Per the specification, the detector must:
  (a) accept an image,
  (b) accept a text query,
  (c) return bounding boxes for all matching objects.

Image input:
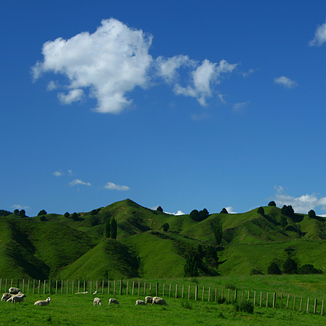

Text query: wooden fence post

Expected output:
[273,293,276,308]
[247,290,250,302]
[120,281,123,295]
[169,284,172,298]
[27,279,30,294]
[66,280,69,295]
[132,281,135,296]
[126,281,129,296]
[266,292,269,308]
[156,283,159,297]
[321,300,324,316]
[208,287,211,302]
[188,285,191,300]
[286,294,290,308]
[195,286,198,301]
[253,291,256,306]
[300,297,303,311]
[306,298,310,313]
[175,284,178,298]
[293,296,296,311]
[202,286,205,301]
[55,280,58,294]
[38,280,41,294]
[259,292,262,307]
[314,299,317,314]
[234,289,237,302]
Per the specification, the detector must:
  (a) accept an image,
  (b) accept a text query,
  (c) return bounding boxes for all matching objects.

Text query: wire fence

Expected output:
[0,278,324,315]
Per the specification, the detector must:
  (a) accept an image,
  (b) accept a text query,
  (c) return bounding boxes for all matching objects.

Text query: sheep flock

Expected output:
[1,287,169,308]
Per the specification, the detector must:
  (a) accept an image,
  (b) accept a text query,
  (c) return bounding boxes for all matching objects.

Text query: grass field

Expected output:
[2,275,326,325]
[1,293,326,326]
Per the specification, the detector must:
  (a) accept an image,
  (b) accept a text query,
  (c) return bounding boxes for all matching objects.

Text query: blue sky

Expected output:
[2,0,326,217]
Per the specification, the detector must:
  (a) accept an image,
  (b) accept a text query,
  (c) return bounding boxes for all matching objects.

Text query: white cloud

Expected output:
[274,76,297,88]
[58,89,84,104]
[53,171,63,177]
[11,204,30,211]
[69,179,92,187]
[104,182,129,191]
[156,55,195,83]
[273,186,326,214]
[309,21,326,46]
[233,101,249,112]
[174,59,237,106]
[225,206,237,214]
[164,209,185,216]
[33,18,153,114]
[33,19,238,114]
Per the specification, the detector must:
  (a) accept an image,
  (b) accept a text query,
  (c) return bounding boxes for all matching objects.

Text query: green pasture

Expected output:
[1,292,325,326]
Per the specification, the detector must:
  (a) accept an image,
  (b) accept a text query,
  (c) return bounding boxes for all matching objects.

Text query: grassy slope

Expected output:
[1,200,326,279]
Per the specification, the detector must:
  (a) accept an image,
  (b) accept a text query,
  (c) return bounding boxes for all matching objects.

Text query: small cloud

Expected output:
[67,170,73,175]
[11,204,30,211]
[69,179,92,187]
[241,68,255,78]
[58,89,84,104]
[47,80,59,91]
[273,186,326,214]
[218,94,227,104]
[309,20,326,46]
[164,209,185,216]
[191,113,209,121]
[233,101,249,112]
[274,76,297,89]
[104,182,129,191]
[53,171,63,177]
[225,206,237,214]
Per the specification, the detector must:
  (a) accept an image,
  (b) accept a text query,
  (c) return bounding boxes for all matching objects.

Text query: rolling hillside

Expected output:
[0,199,325,279]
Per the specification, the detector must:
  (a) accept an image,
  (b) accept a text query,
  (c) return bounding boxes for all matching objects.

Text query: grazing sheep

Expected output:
[34,297,51,306]
[152,297,168,306]
[92,290,98,295]
[145,296,153,304]
[135,299,146,305]
[7,294,26,304]
[1,293,12,302]
[108,298,119,305]
[8,287,21,294]
[93,297,102,306]
[75,291,88,294]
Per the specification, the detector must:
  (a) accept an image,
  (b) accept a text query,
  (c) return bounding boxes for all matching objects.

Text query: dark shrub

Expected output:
[234,301,254,314]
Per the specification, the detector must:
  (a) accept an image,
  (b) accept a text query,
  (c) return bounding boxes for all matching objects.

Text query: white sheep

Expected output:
[93,297,102,306]
[8,287,21,294]
[34,297,51,306]
[75,291,88,294]
[152,297,168,306]
[108,298,119,305]
[145,296,153,304]
[135,299,146,305]
[7,293,26,304]
[1,293,12,302]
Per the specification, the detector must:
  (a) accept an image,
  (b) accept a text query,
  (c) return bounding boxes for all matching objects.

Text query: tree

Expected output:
[71,212,79,221]
[64,212,70,218]
[19,209,26,218]
[38,209,47,216]
[39,215,47,222]
[220,208,228,214]
[299,264,322,274]
[308,209,316,218]
[161,223,169,232]
[156,206,163,213]
[212,220,223,245]
[281,205,294,217]
[14,209,19,215]
[257,207,264,215]
[268,201,276,207]
[283,258,298,274]
[184,256,198,277]
[190,209,199,221]
[110,217,117,239]
[105,218,111,238]
[267,262,282,275]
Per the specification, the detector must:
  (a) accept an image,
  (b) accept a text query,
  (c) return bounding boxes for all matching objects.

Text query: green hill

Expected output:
[0,200,325,280]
